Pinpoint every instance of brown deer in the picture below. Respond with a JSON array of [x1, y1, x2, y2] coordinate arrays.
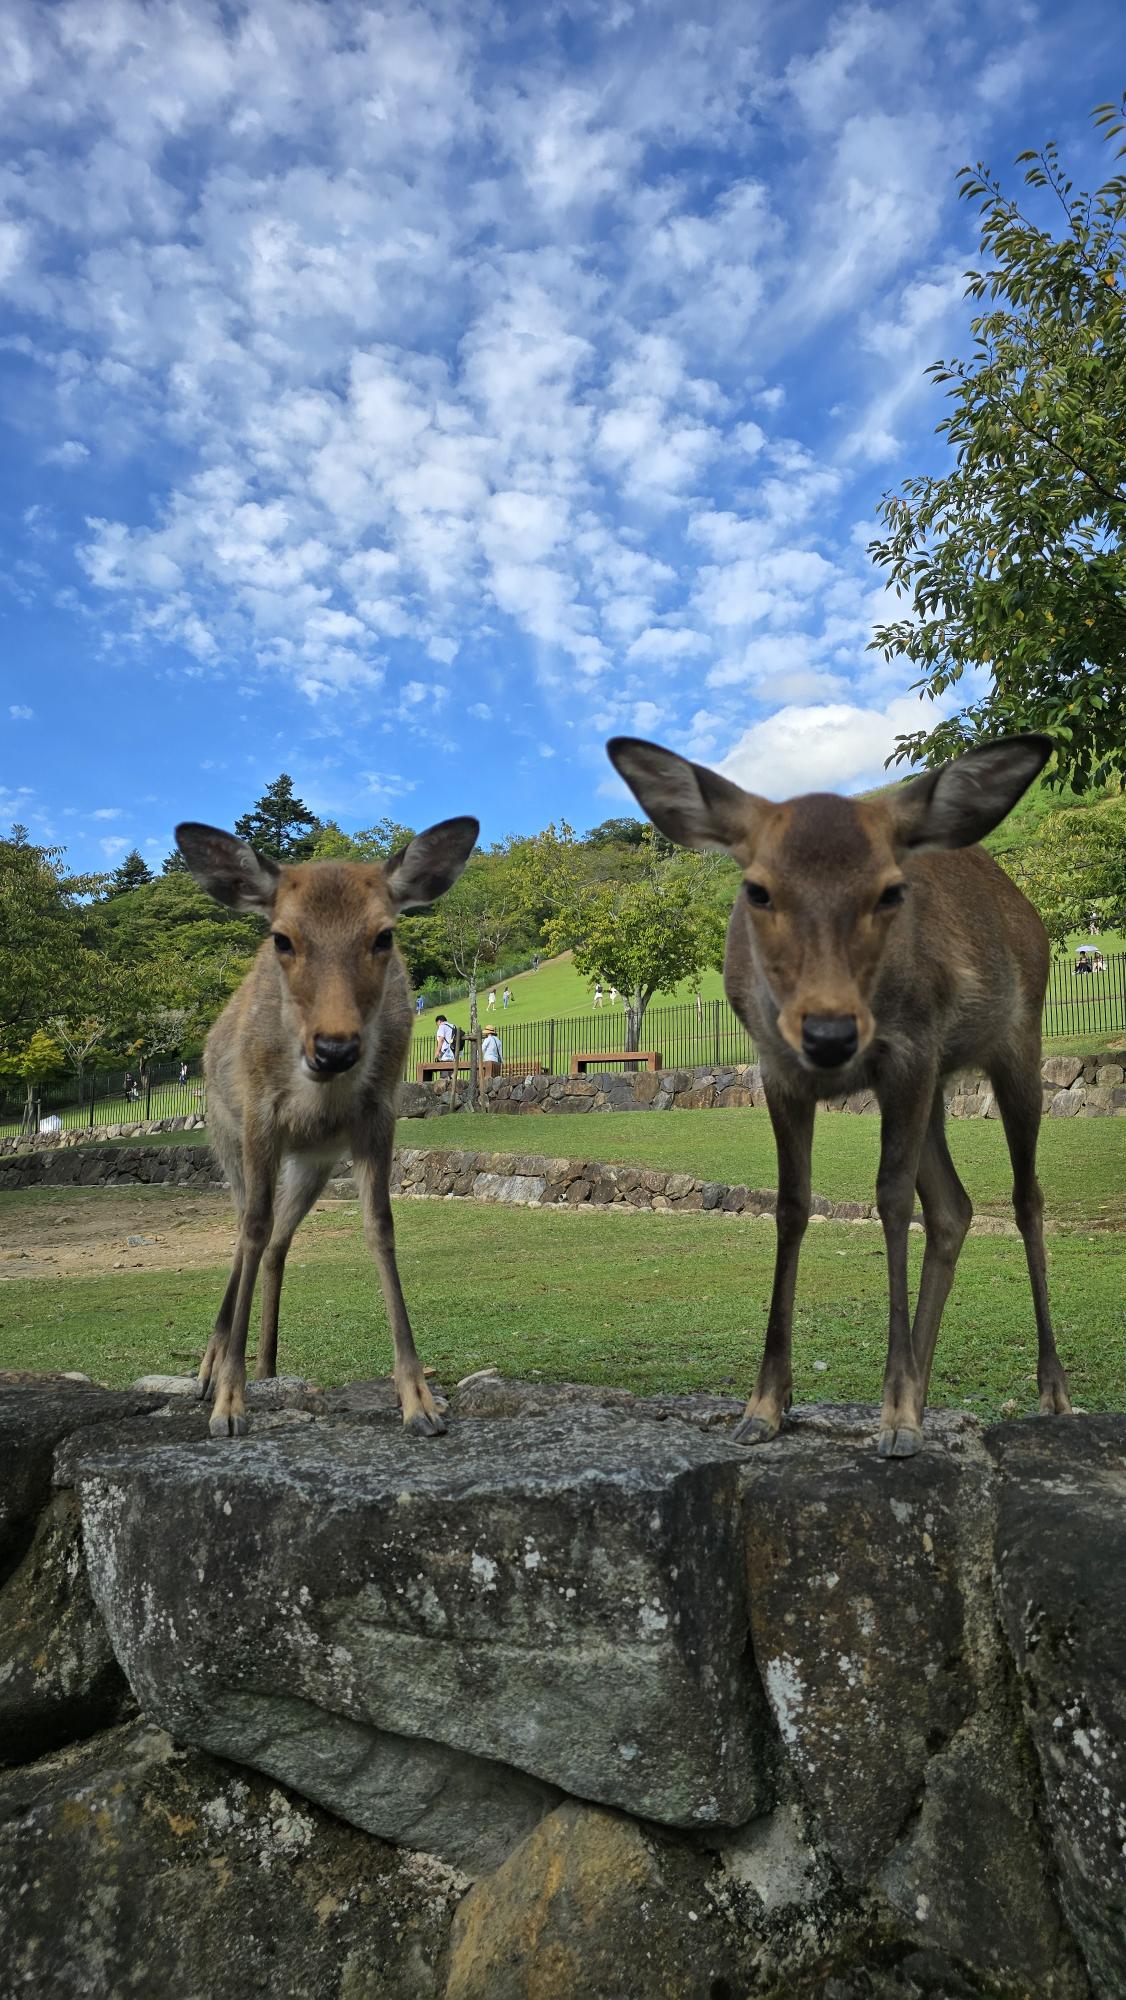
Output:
[[606, 733, 1072, 1457], [175, 817, 479, 1439]]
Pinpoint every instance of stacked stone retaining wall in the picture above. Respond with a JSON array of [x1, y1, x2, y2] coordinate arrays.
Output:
[[1, 1372, 1122, 1998]]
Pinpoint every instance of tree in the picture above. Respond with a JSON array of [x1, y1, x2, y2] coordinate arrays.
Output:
[[234, 774, 319, 859], [543, 829, 718, 1047], [309, 816, 416, 862], [0, 828, 101, 1042], [1, 1028, 66, 1133], [1001, 792, 1126, 945], [869, 100, 1126, 792], [106, 849, 154, 896]]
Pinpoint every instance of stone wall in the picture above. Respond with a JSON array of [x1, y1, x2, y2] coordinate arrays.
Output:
[[0, 1112, 206, 1158], [1, 1371, 1122, 1998], [4, 1051, 1122, 1164], [0, 1141, 222, 1192], [400, 1050, 1126, 1121]]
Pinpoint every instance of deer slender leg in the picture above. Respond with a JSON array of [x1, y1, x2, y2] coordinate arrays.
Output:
[[209, 1140, 276, 1440], [196, 1254, 243, 1401], [734, 1082, 815, 1445], [876, 1071, 937, 1458], [911, 1088, 974, 1402], [354, 1121, 446, 1437], [256, 1155, 336, 1380], [990, 1051, 1072, 1416]]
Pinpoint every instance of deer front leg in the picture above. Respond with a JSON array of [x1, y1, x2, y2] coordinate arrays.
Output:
[[209, 1145, 276, 1439], [196, 1253, 242, 1401], [734, 1084, 815, 1445], [875, 1076, 935, 1458], [354, 1141, 447, 1437]]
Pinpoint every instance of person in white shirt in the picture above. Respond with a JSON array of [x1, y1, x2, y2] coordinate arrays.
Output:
[[502, 987, 512, 1009], [435, 1015, 455, 1060], [482, 1027, 502, 1066], [487, 989, 497, 1009], [593, 982, 603, 1008], [609, 987, 617, 1007]]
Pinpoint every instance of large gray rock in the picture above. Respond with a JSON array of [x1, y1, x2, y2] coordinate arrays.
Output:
[[0, 1489, 132, 1765], [878, 1710, 1088, 1997], [79, 1411, 768, 1830], [173, 1688, 562, 1876], [741, 1444, 982, 1881], [989, 1417, 1126, 1999], [0, 1385, 161, 1582], [0, 1721, 466, 1999]]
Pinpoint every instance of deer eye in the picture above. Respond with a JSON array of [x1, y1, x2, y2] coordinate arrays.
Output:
[[272, 932, 295, 955], [744, 881, 772, 909], [372, 928, 395, 953], [876, 883, 906, 911]]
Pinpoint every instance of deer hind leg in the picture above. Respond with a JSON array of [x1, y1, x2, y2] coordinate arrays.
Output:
[[990, 1053, 1072, 1416], [876, 1072, 937, 1458], [354, 1134, 447, 1437], [911, 1088, 974, 1403], [734, 1085, 814, 1445], [256, 1155, 336, 1380]]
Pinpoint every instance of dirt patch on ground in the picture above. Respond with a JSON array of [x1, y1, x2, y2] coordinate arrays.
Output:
[[0, 1187, 356, 1280]]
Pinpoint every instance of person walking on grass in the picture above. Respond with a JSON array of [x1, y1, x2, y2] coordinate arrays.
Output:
[[503, 986, 512, 1009], [593, 982, 603, 1008], [488, 988, 497, 1009], [609, 986, 618, 1008]]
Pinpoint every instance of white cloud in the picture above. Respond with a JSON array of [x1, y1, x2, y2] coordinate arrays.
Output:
[[91, 806, 123, 819], [718, 694, 932, 799], [9, 704, 34, 720]]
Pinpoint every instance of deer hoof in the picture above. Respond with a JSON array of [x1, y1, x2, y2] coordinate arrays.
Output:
[[877, 1426, 922, 1458], [208, 1411, 248, 1439], [195, 1377, 213, 1402], [733, 1414, 779, 1445], [407, 1410, 448, 1437]]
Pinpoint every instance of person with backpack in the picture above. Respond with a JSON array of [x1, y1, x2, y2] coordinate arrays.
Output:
[[435, 1016, 455, 1061]]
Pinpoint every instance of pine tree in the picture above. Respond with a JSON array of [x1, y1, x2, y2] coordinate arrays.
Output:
[[107, 849, 154, 896], [234, 774, 319, 859]]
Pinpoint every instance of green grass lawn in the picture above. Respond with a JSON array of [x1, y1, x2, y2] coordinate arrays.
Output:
[[396, 1107, 1126, 1230], [2, 1195, 1122, 1422]]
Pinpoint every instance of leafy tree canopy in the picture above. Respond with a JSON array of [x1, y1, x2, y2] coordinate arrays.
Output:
[[870, 98, 1126, 792], [1001, 791, 1126, 946]]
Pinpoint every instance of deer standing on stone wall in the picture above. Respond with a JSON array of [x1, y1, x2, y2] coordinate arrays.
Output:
[[607, 734, 1072, 1458], [176, 817, 479, 1439]]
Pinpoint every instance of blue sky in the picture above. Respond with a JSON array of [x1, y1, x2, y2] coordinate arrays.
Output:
[[0, 0, 1119, 874]]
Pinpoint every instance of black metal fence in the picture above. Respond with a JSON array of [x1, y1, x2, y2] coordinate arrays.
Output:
[[4, 956, 1122, 1135], [1042, 951, 1126, 1043], [0, 1056, 206, 1138], [406, 1000, 758, 1080]]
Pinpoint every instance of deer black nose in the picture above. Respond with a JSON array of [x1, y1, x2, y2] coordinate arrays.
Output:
[[801, 1014, 859, 1069], [312, 1034, 361, 1074]]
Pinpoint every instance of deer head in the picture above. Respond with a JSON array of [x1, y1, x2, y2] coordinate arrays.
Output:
[[176, 818, 479, 1078], [606, 735, 1050, 1070]]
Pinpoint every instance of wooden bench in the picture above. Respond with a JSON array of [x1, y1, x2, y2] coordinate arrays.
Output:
[[569, 1050, 662, 1075], [416, 1061, 474, 1082]]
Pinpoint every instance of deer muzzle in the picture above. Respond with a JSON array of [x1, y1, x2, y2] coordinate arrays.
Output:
[[308, 1033, 362, 1076], [800, 1014, 860, 1069]]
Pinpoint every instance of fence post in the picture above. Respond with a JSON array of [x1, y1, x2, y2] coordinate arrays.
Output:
[[548, 1018, 556, 1076], [713, 998, 721, 1067], [145, 1075, 153, 1119]]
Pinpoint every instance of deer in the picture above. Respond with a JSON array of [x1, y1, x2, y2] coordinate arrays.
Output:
[[174, 816, 479, 1439], [606, 733, 1072, 1458]]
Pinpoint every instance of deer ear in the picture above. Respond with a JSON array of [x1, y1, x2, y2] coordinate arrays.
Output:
[[606, 737, 763, 853], [175, 823, 280, 911], [888, 735, 1053, 851], [385, 816, 479, 910]]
